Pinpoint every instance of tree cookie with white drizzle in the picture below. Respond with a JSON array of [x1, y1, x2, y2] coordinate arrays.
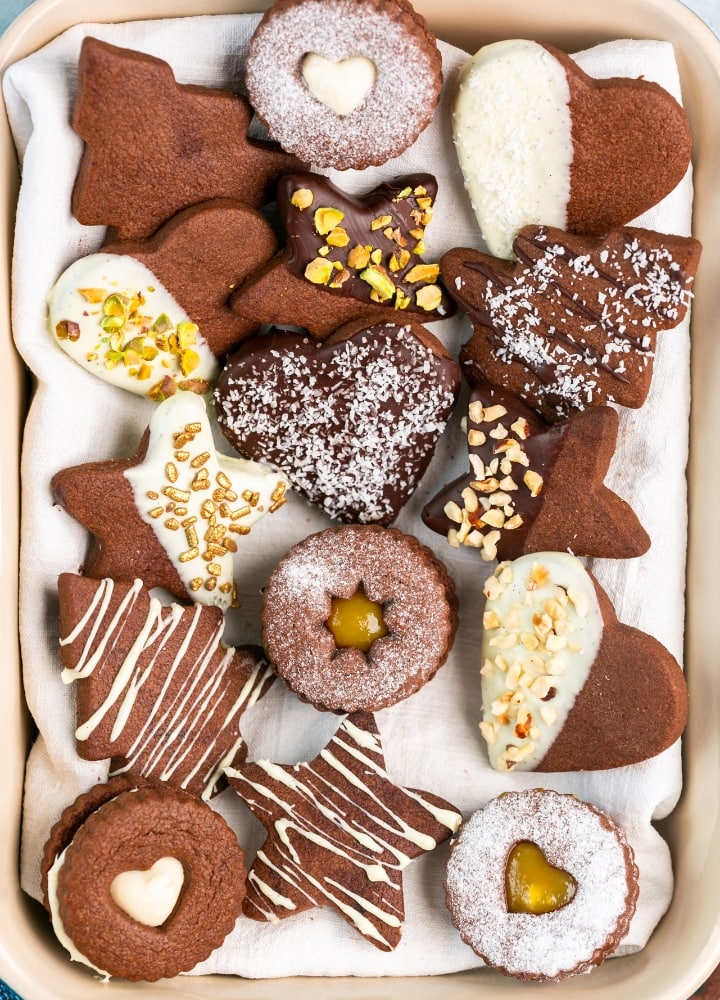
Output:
[[422, 381, 649, 560], [57, 575, 275, 799], [479, 552, 687, 772], [260, 524, 458, 713], [444, 789, 639, 981], [226, 711, 462, 950], [41, 778, 247, 982], [442, 225, 701, 421], [51, 391, 288, 610]]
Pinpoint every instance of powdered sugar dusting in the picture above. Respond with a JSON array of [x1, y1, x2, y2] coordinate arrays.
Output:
[[445, 790, 638, 980]]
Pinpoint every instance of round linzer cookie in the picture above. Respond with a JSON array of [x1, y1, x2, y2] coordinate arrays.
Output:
[[244, 0, 442, 169], [41, 779, 247, 982], [261, 525, 458, 713], [444, 789, 639, 982], [453, 38, 692, 259], [478, 552, 688, 772]]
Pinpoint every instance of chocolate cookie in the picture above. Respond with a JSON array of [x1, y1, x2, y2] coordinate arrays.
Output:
[[52, 391, 288, 609], [453, 39, 692, 258], [58, 575, 275, 798], [422, 381, 649, 560], [71, 37, 302, 240], [260, 524, 458, 713], [229, 172, 454, 337], [244, 0, 443, 169], [444, 789, 639, 981], [479, 552, 688, 771], [42, 779, 246, 981], [226, 711, 462, 950], [214, 319, 459, 525], [443, 225, 701, 421]]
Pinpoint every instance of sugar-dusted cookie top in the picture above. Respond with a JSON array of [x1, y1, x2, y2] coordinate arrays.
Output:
[[244, 0, 442, 170], [443, 225, 701, 421], [453, 39, 692, 259], [71, 37, 302, 240]]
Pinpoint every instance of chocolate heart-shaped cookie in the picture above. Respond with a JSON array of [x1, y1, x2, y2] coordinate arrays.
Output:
[[214, 319, 461, 524], [453, 39, 692, 259]]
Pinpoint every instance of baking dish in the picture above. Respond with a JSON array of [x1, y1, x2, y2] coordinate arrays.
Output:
[[1, 0, 719, 996]]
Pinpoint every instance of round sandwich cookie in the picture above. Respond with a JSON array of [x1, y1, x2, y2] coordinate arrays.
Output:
[[41, 778, 247, 982], [444, 789, 639, 981], [261, 524, 458, 713]]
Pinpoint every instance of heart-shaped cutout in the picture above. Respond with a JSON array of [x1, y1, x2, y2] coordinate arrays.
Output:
[[505, 840, 576, 914], [110, 856, 184, 927], [215, 321, 460, 525], [301, 54, 376, 116]]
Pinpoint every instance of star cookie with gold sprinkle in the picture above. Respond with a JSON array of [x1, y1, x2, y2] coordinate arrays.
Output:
[[57, 574, 275, 799], [52, 392, 288, 610], [225, 711, 462, 951]]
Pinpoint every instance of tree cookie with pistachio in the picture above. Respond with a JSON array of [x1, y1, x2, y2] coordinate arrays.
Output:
[[478, 552, 687, 772], [244, 0, 443, 170], [260, 524, 458, 713]]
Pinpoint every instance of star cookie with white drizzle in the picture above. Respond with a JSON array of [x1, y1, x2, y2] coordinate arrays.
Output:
[[52, 392, 288, 610], [225, 711, 462, 951]]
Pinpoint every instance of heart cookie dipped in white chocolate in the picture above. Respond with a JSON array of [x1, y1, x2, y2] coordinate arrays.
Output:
[[453, 39, 691, 258]]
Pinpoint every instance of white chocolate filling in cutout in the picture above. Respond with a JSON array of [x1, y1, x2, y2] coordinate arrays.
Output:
[[301, 54, 377, 115], [453, 39, 572, 259], [110, 856, 184, 927], [479, 552, 603, 771]]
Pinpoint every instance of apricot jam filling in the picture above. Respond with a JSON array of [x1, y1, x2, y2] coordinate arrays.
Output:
[[326, 587, 388, 652], [505, 840, 577, 914]]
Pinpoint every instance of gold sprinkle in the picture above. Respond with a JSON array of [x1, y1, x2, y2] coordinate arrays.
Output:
[[242, 490, 260, 506], [179, 547, 200, 563], [207, 563, 222, 577], [230, 524, 251, 535], [185, 525, 199, 548], [162, 486, 191, 503], [231, 506, 252, 520], [181, 516, 198, 527], [148, 506, 164, 519], [146, 490, 160, 500], [164, 518, 180, 531], [190, 451, 211, 468], [216, 471, 232, 490], [165, 462, 178, 483], [201, 500, 218, 518], [269, 496, 287, 513], [204, 578, 217, 591], [174, 450, 190, 463]]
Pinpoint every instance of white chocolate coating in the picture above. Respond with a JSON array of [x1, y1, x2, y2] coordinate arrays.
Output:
[[301, 54, 377, 116], [46, 846, 111, 981], [110, 856, 184, 927], [453, 40, 572, 259], [47, 253, 218, 395], [479, 552, 603, 771]]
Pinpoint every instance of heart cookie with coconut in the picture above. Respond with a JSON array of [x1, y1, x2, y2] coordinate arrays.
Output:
[[40, 778, 247, 982], [244, 0, 443, 169], [453, 39, 692, 259]]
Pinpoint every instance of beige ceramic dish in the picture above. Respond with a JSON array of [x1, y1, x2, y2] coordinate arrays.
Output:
[[1, 0, 719, 997]]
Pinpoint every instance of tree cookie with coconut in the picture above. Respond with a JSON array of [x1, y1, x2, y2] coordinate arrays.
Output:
[[479, 552, 688, 772], [444, 789, 639, 982], [453, 39, 692, 259], [244, 0, 442, 169]]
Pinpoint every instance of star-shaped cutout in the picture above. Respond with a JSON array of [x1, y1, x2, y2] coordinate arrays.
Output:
[[422, 381, 649, 561], [225, 711, 462, 951], [71, 37, 302, 240], [230, 172, 455, 339], [52, 391, 288, 610], [57, 574, 275, 799]]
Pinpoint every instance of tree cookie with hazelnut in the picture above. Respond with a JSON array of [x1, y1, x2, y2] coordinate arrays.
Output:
[[422, 381, 650, 561], [479, 552, 687, 772], [444, 789, 639, 981], [214, 319, 459, 526], [244, 0, 443, 170], [229, 171, 454, 338], [443, 225, 701, 421], [260, 525, 458, 713], [71, 37, 302, 241], [41, 778, 247, 982]]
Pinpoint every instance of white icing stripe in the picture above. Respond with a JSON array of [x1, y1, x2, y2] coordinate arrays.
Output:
[[248, 870, 296, 911]]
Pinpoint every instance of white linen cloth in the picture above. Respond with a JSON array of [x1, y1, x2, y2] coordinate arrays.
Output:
[[2, 15, 692, 978]]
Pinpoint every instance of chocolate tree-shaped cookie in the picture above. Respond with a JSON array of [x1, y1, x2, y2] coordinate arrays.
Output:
[[422, 381, 649, 560], [229, 172, 455, 338], [442, 225, 701, 422], [57, 574, 275, 799]]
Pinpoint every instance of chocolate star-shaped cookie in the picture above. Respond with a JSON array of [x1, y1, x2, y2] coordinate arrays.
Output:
[[71, 37, 302, 240], [226, 711, 462, 951], [442, 225, 701, 421], [422, 381, 649, 561], [230, 172, 455, 338], [57, 574, 275, 800], [51, 392, 288, 610]]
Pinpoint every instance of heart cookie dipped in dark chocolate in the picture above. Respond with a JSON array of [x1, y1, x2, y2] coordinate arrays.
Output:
[[214, 319, 460, 525], [422, 382, 649, 561], [229, 172, 454, 337], [442, 225, 701, 421]]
